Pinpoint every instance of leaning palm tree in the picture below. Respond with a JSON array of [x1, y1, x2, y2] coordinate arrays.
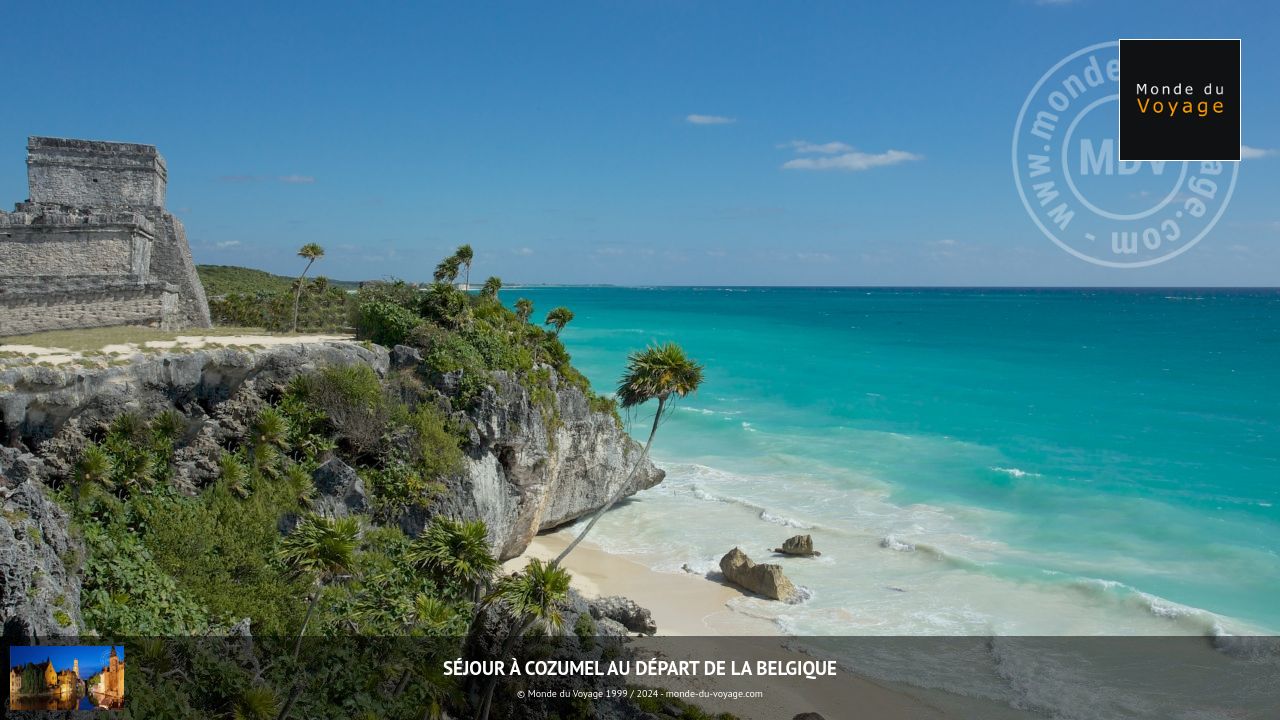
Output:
[[433, 255, 461, 284], [544, 306, 574, 336], [407, 516, 498, 605], [514, 298, 533, 322], [475, 559, 571, 720], [555, 342, 703, 563], [455, 244, 474, 291], [291, 243, 325, 332], [480, 276, 502, 300]]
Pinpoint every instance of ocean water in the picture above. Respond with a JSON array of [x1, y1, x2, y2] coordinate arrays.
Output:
[[511, 287, 1280, 637]]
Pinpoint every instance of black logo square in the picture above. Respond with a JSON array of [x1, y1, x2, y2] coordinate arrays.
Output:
[[1119, 39, 1240, 161]]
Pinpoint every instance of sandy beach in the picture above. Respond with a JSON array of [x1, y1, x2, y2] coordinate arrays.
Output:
[[505, 528, 1001, 720]]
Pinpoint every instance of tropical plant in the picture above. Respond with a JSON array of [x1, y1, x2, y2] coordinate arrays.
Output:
[[555, 342, 703, 563], [277, 514, 361, 655], [433, 256, 461, 284], [232, 685, 280, 720], [514, 298, 533, 322], [291, 243, 325, 333], [479, 276, 502, 300], [544, 306, 574, 336], [73, 444, 114, 503], [475, 558, 571, 720], [455, 244, 474, 291], [407, 516, 497, 604], [355, 299, 420, 347]]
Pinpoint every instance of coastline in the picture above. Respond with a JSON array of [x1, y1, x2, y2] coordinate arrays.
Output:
[[506, 528, 777, 636], [507, 528, 1024, 720]]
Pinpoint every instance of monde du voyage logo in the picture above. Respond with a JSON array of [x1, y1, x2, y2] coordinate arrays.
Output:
[[1012, 40, 1241, 268]]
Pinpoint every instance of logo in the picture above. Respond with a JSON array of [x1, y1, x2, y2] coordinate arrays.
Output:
[[1012, 41, 1238, 268]]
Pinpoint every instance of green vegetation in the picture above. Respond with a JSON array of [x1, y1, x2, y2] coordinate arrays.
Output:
[[210, 278, 352, 332], [197, 264, 359, 296], [291, 242, 327, 332], [47, 246, 709, 719]]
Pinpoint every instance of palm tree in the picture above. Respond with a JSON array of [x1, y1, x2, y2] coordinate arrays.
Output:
[[480, 276, 502, 300], [275, 514, 360, 720], [544, 307, 574, 336], [407, 516, 498, 605], [514, 298, 533, 322], [555, 342, 703, 563], [455, 244, 474, 292], [232, 685, 280, 720], [291, 243, 325, 333], [277, 514, 360, 656], [475, 559, 571, 720], [433, 256, 461, 284]]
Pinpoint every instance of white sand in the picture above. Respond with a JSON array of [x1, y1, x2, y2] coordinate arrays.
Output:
[[0, 333, 352, 366], [505, 528, 966, 720]]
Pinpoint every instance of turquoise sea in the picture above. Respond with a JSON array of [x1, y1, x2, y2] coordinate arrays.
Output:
[[512, 287, 1280, 637]]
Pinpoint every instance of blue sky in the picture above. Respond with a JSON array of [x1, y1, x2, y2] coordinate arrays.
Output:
[[9, 645, 123, 678], [1, 1, 1276, 285]]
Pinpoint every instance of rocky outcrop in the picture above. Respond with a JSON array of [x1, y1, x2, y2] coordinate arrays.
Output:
[[1, 341, 662, 564], [719, 547, 798, 602], [0, 470, 84, 640], [774, 534, 820, 557], [432, 368, 663, 560], [0, 341, 389, 447], [311, 456, 369, 519], [589, 595, 657, 635]]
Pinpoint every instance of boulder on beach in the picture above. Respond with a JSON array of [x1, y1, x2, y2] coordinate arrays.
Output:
[[793, 714, 826, 720], [719, 547, 798, 602], [589, 595, 658, 635], [773, 533, 820, 557]]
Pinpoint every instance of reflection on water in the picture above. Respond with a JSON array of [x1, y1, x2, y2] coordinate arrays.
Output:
[[9, 691, 121, 711], [9, 692, 92, 710]]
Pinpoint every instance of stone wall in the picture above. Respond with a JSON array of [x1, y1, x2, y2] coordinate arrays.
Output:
[[27, 136, 167, 208], [0, 136, 210, 336], [0, 212, 155, 281], [0, 283, 176, 336]]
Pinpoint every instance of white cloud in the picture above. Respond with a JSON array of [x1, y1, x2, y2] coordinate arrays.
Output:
[[1241, 145, 1275, 160], [513, 247, 534, 256], [686, 114, 736, 125], [779, 140, 854, 154], [782, 148, 922, 171], [278, 174, 316, 184], [215, 240, 241, 249]]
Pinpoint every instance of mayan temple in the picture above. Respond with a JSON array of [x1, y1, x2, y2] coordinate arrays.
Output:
[[0, 136, 211, 336]]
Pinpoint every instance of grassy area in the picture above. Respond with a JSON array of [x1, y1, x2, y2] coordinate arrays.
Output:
[[0, 326, 275, 352], [198, 264, 360, 297]]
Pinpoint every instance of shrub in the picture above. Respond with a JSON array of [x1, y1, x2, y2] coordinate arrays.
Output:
[[401, 402, 465, 478], [361, 461, 444, 521], [295, 364, 389, 457], [140, 473, 308, 636], [355, 300, 420, 347], [79, 515, 210, 635], [419, 283, 470, 329]]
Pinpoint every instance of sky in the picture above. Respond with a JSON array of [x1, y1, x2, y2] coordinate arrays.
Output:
[[0, 0, 1276, 286], [9, 645, 124, 678]]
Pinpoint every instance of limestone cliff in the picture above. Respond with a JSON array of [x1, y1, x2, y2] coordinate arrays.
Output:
[[0, 340, 662, 636], [433, 367, 663, 560]]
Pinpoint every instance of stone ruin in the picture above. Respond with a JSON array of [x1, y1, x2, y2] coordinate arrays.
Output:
[[0, 136, 211, 337]]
